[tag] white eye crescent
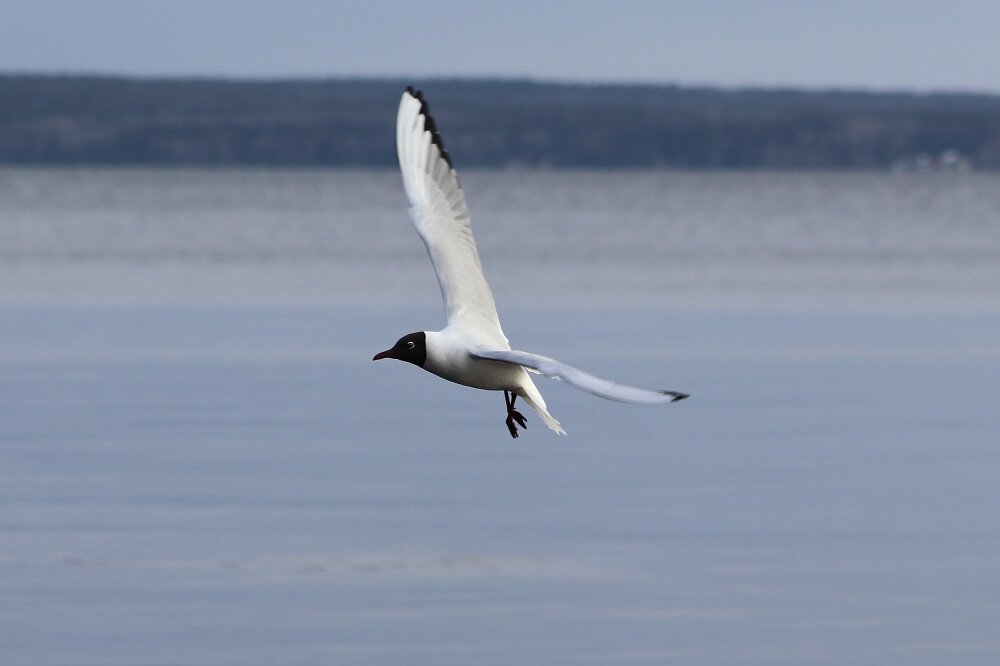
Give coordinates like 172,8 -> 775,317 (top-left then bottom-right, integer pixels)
406,341 -> 415,349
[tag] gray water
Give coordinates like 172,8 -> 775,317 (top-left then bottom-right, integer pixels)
1,169 -> 999,665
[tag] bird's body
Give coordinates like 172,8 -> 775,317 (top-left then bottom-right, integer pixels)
374,87 -> 687,437
423,329 -> 519,391
422,328 -> 563,434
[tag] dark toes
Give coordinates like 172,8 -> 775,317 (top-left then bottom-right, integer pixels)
511,409 -> 528,428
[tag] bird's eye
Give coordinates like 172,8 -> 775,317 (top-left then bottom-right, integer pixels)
406,341 -> 415,350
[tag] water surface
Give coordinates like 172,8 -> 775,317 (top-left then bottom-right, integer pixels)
1,169 -> 998,665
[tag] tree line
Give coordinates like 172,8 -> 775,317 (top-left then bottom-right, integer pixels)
2,75 -> 999,168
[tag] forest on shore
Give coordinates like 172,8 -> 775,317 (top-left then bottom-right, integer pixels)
2,75 -> 999,169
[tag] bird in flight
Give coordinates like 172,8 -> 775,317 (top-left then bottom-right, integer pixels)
374,87 -> 689,438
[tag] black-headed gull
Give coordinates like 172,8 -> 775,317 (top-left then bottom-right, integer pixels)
374,87 -> 689,438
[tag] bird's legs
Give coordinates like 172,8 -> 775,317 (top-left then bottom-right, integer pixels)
504,390 -> 528,439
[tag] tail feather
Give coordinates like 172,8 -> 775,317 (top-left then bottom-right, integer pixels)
517,386 -> 566,435
528,399 -> 566,435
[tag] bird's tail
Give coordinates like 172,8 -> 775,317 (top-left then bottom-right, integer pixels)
518,378 -> 566,436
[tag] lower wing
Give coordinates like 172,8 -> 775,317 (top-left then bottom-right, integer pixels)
471,348 -> 689,404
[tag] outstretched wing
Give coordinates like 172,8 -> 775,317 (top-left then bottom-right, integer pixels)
396,87 -> 507,346
471,348 -> 690,404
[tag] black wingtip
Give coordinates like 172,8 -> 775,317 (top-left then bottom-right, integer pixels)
667,392 -> 690,402
404,86 -> 454,169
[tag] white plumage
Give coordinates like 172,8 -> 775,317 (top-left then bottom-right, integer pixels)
396,91 -> 506,347
374,87 -> 688,438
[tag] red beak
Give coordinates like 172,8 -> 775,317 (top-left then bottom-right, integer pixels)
372,349 -> 395,361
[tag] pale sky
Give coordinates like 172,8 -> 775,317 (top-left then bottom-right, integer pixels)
2,0 -> 999,92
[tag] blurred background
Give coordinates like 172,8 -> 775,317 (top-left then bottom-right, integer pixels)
2,2 -> 999,665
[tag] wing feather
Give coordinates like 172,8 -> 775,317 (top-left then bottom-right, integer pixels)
471,348 -> 690,405
397,88 -> 507,346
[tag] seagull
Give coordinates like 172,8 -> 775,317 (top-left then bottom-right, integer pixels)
373,87 -> 689,438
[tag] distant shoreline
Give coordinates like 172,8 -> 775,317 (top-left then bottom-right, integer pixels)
2,74 -> 998,169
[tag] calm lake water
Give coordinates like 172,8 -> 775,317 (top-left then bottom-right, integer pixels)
1,169 -> 999,665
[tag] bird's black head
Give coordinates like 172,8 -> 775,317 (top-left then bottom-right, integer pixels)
372,331 -> 427,367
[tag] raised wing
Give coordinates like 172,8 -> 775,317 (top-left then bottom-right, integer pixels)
471,348 -> 690,405
397,87 -> 507,346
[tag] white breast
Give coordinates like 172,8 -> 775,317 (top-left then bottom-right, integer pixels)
423,330 -> 526,391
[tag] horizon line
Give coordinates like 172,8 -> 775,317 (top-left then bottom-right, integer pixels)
2,69 -> 999,99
